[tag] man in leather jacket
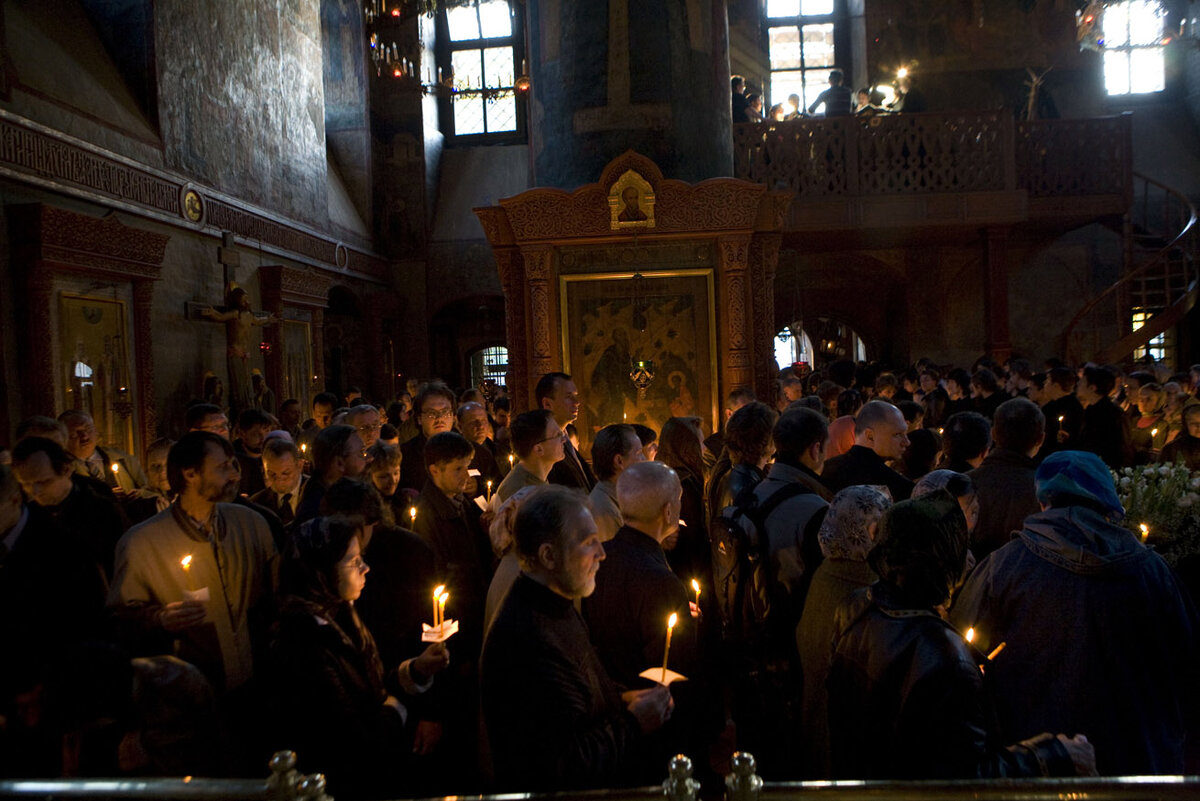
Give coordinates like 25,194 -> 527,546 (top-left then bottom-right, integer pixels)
827,490 -> 1095,779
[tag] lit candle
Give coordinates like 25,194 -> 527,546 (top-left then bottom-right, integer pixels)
661,612 -> 678,682
1058,415 -> 1065,424
300,443 -> 308,455
111,462 -> 120,476
432,584 -> 445,627
986,642 -> 1007,660
409,506 -> 417,525
1140,523 -> 1150,542
438,591 -> 449,626
691,579 -> 701,607
486,479 -> 493,501
1152,428 -> 1159,438
181,554 -> 195,591
965,627 -> 976,644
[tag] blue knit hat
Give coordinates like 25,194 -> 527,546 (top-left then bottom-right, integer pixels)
1035,450 -> 1125,520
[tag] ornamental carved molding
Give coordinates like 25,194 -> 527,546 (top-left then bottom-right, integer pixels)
10,205 -> 169,281
490,151 -> 787,243
261,264 -> 334,309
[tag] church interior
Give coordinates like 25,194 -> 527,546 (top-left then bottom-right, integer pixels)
1,0 -> 1199,448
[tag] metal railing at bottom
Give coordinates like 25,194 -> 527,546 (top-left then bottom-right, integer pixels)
3,751 -> 1200,801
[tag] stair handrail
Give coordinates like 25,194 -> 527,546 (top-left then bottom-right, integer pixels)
1061,172 -> 1198,364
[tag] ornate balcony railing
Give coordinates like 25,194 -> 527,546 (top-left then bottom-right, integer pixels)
733,112 -> 1131,204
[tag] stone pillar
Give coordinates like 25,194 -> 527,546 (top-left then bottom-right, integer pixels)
521,245 -> 560,404
132,280 -> 158,448
494,248 -> 529,412
983,227 -> 1013,363
750,233 -> 782,398
528,0 -> 733,189
718,235 -> 754,395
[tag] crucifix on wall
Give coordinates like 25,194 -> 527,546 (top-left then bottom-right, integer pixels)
189,284 -> 279,415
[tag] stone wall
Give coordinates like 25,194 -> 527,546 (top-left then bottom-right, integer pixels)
156,0 -> 328,227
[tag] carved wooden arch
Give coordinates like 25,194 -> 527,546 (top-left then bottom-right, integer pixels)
8,204 -> 169,452
475,151 -> 792,412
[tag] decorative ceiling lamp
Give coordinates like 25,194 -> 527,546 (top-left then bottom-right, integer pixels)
628,272 -> 655,400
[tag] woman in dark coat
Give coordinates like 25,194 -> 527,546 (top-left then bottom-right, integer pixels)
269,515 -> 448,799
826,491 -> 1096,780
657,417 -> 710,589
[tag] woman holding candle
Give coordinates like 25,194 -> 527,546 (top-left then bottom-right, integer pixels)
269,515 -> 449,799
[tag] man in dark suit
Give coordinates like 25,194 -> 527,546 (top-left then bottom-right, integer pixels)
821,400 -> 914,501
1073,365 -> 1133,469
250,435 -> 307,528
537,372 -> 596,491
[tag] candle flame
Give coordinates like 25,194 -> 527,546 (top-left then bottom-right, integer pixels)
433,584 -> 445,600
301,443 -> 308,453
409,507 -> 417,520
181,555 -> 192,570
1152,428 -> 1158,437
439,591 -> 449,605
1140,523 -> 1149,541
111,463 -> 120,474
667,612 -> 677,630
1058,415 -> 1065,423
897,66 -> 909,79
691,579 -> 700,594
965,627 -> 976,643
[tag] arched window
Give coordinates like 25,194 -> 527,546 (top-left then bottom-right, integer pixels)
1102,0 -> 1167,95
776,319 -> 867,370
469,344 -> 508,388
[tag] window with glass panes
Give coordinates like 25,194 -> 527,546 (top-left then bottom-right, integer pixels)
766,0 -> 840,114
470,345 -> 508,388
443,0 -> 523,138
1102,0 -> 1166,96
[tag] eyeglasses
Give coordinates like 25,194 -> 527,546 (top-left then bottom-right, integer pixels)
536,430 -> 566,445
356,423 -> 382,434
339,556 -> 369,573
422,409 -> 454,421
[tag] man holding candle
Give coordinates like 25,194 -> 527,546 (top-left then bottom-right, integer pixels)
952,450 -> 1200,775
481,485 -> 672,791
60,409 -> 148,493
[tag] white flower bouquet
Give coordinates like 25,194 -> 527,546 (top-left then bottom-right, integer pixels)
1113,463 -> 1200,566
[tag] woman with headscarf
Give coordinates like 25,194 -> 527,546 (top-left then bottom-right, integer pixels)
826,491 -> 1095,779
795,485 -> 891,778
268,515 -> 449,799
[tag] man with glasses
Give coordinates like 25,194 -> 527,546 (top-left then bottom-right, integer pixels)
493,410 -> 566,505
251,435 -> 307,528
345,404 -> 384,450
59,409 -> 148,493
400,382 -> 457,493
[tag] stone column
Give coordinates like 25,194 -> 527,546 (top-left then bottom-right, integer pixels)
521,245 -> 560,404
750,233 -> 782,398
718,235 -> 754,395
494,248 -> 528,412
528,0 -> 732,188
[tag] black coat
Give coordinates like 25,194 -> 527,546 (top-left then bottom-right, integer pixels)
268,596 -> 407,799
582,526 -> 693,688
356,525 -> 436,671
480,574 -> 645,791
967,448 -> 1040,559
821,446 -> 913,501
828,583 -> 1074,779
399,434 -> 429,493
1077,397 -> 1133,468
547,438 -> 596,491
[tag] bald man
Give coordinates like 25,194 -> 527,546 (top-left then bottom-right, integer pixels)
582,462 -> 695,689
820,400 -> 913,501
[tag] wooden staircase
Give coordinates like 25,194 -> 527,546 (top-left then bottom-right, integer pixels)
1062,173 -> 1199,366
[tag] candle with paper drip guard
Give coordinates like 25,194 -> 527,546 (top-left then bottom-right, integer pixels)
661,613 -> 677,681
423,584 -> 458,643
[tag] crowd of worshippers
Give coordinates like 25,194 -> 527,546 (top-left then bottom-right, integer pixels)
1,356 -> 1198,798
732,70 -> 925,123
